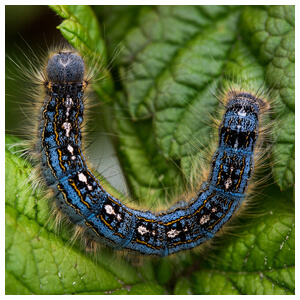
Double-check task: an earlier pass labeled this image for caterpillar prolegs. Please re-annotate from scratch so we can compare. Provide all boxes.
[38,50,269,257]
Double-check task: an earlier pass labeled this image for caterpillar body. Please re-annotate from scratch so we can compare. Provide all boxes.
[38,49,269,257]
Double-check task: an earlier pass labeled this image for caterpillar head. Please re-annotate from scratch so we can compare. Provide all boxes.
[46,50,85,83]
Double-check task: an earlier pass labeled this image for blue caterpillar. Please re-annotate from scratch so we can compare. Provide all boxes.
[38,50,268,256]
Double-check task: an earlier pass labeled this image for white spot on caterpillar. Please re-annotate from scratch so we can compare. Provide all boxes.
[65,98,73,117]
[225,178,232,189]
[60,57,70,67]
[212,207,217,213]
[87,185,93,191]
[67,144,74,154]
[234,138,239,149]
[238,108,247,117]
[62,122,71,137]
[138,226,148,235]
[167,229,180,238]
[64,97,73,108]
[71,156,76,160]
[78,172,87,183]
[200,215,210,225]
[116,214,122,221]
[105,205,115,215]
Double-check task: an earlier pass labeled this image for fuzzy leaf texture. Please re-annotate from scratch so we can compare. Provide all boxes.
[5,5,294,295]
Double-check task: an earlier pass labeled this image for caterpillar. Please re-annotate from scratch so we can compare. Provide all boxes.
[34,48,270,257]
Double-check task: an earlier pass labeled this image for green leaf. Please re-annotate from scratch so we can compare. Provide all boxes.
[50,5,105,58]
[6,5,294,295]
[94,6,146,60]
[113,93,184,206]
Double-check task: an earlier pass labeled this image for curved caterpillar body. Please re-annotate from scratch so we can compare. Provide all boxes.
[38,50,269,256]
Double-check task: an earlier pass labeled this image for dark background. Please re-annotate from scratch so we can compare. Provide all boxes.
[6,5,62,134]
